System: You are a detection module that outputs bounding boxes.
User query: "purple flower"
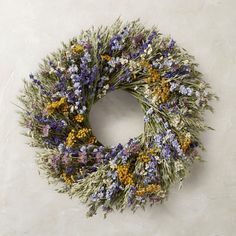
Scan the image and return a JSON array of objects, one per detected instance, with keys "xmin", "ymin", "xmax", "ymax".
[
  {"xmin": 144, "ymin": 116, "xmax": 149, "ymax": 123},
  {"xmin": 161, "ymin": 144, "xmax": 171, "ymax": 159},
  {"xmin": 82, "ymin": 51, "xmax": 91, "ymax": 63},
  {"xmin": 133, "ymin": 34, "xmax": 144, "ymax": 45},
  {"xmin": 164, "ymin": 71, "xmax": 174, "ymax": 78},
  {"xmin": 51, "ymin": 155, "xmax": 60, "ymax": 171},
  {"xmin": 89, "ymin": 65, "xmax": 98, "ymax": 84},
  {"xmin": 147, "ymin": 31, "xmax": 158, "ymax": 44},
  {"xmin": 42, "ymin": 124, "xmax": 50, "ymax": 137},
  {"xmin": 62, "ymin": 154, "xmax": 70, "ymax": 165},
  {"xmin": 107, "ymin": 171, "xmax": 117, "ymax": 180},
  {"xmin": 91, "ymin": 186, "xmax": 105, "ymax": 202},
  {"xmin": 169, "ymin": 39, "xmax": 176, "ymax": 50},
  {"xmin": 95, "ymin": 152, "xmax": 103, "ymax": 163},
  {"xmin": 77, "ymin": 152, "xmax": 87, "ymax": 164},
  {"xmin": 29, "ymin": 73, "xmax": 50, "ymax": 96},
  {"xmin": 146, "ymin": 107, "xmax": 154, "ymax": 115},
  {"xmin": 171, "ymin": 139, "xmax": 183, "ymax": 156},
  {"xmin": 82, "ymin": 42, "xmax": 92, "ymax": 50},
  {"xmin": 66, "ymin": 166, "xmax": 74, "ymax": 174},
  {"xmin": 127, "ymin": 186, "xmax": 136, "ymax": 207},
  {"xmin": 105, "ymin": 182, "xmax": 120, "ymax": 200},
  {"xmin": 68, "ymin": 64, "xmax": 78, "ymax": 74},
  {"xmin": 131, "ymin": 31, "xmax": 157, "ymax": 59},
  {"xmin": 179, "ymin": 85, "xmax": 193, "ymax": 96},
  {"xmin": 154, "ymin": 134, "xmax": 163, "ymax": 148},
  {"xmin": 110, "ymin": 35, "xmax": 122, "ymax": 51},
  {"xmin": 170, "ymin": 82, "xmax": 178, "ymax": 92},
  {"xmin": 109, "ymin": 26, "xmax": 129, "ymax": 51},
  {"xmin": 58, "ymin": 143, "xmax": 65, "ymax": 153}
]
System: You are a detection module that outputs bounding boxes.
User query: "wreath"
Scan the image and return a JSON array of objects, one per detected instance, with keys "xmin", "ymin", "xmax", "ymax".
[{"xmin": 18, "ymin": 19, "xmax": 217, "ymax": 217}]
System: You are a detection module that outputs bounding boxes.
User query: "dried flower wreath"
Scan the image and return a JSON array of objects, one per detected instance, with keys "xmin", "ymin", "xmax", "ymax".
[{"xmin": 18, "ymin": 19, "xmax": 217, "ymax": 217}]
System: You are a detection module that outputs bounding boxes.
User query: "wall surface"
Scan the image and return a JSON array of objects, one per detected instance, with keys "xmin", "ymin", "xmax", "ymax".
[{"xmin": 0, "ymin": 0, "xmax": 236, "ymax": 235}]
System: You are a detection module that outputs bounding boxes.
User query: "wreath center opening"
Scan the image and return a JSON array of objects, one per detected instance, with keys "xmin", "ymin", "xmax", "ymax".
[{"xmin": 89, "ymin": 90, "xmax": 144, "ymax": 146}]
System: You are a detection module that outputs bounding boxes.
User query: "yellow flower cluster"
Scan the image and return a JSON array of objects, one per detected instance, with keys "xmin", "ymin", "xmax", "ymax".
[
  {"xmin": 66, "ymin": 129, "xmax": 77, "ymax": 147},
  {"xmin": 180, "ymin": 133, "xmax": 191, "ymax": 153},
  {"xmin": 101, "ymin": 54, "xmax": 112, "ymax": 61},
  {"xmin": 138, "ymin": 148, "xmax": 160, "ymax": 163},
  {"xmin": 147, "ymin": 148, "xmax": 160, "ymax": 155},
  {"xmin": 140, "ymin": 60, "xmax": 160, "ymax": 84},
  {"xmin": 136, "ymin": 184, "xmax": 161, "ymax": 196},
  {"xmin": 153, "ymin": 79, "xmax": 170, "ymax": 103},
  {"xmin": 117, "ymin": 164, "xmax": 134, "ymax": 186},
  {"xmin": 76, "ymin": 128, "xmax": 91, "ymax": 139},
  {"xmin": 138, "ymin": 152, "xmax": 150, "ymax": 163},
  {"xmin": 46, "ymin": 97, "xmax": 68, "ymax": 115},
  {"xmin": 74, "ymin": 114, "xmax": 84, "ymax": 123},
  {"xmin": 88, "ymin": 136, "xmax": 97, "ymax": 144},
  {"xmin": 66, "ymin": 128, "xmax": 91, "ymax": 147},
  {"xmin": 61, "ymin": 172, "xmax": 75, "ymax": 185},
  {"xmin": 71, "ymin": 44, "xmax": 84, "ymax": 54}
]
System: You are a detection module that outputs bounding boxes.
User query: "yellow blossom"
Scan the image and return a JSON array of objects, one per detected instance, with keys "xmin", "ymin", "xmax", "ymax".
[
  {"xmin": 88, "ymin": 136, "xmax": 97, "ymax": 144},
  {"xmin": 71, "ymin": 44, "xmax": 84, "ymax": 54},
  {"xmin": 66, "ymin": 129, "xmax": 77, "ymax": 147},
  {"xmin": 147, "ymin": 148, "xmax": 160, "ymax": 155},
  {"xmin": 138, "ymin": 148, "xmax": 160, "ymax": 162},
  {"xmin": 117, "ymin": 164, "xmax": 134, "ymax": 186},
  {"xmin": 180, "ymin": 133, "xmax": 191, "ymax": 153},
  {"xmin": 61, "ymin": 172, "xmax": 75, "ymax": 185},
  {"xmin": 140, "ymin": 60, "xmax": 151, "ymax": 69},
  {"xmin": 136, "ymin": 184, "xmax": 161, "ymax": 196},
  {"xmin": 101, "ymin": 54, "xmax": 112, "ymax": 61},
  {"xmin": 74, "ymin": 114, "xmax": 84, "ymax": 123},
  {"xmin": 138, "ymin": 152, "xmax": 150, "ymax": 163},
  {"xmin": 140, "ymin": 60, "xmax": 160, "ymax": 84},
  {"xmin": 66, "ymin": 128, "xmax": 91, "ymax": 147},
  {"xmin": 153, "ymin": 78, "xmax": 170, "ymax": 103},
  {"xmin": 145, "ymin": 69, "xmax": 160, "ymax": 84},
  {"xmin": 46, "ymin": 97, "xmax": 68, "ymax": 115},
  {"xmin": 76, "ymin": 128, "xmax": 91, "ymax": 139}
]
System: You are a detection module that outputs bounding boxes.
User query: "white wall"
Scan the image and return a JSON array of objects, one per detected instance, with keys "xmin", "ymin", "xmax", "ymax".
[{"xmin": 0, "ymin": 0, "xmax": 236, "ymax": 235}]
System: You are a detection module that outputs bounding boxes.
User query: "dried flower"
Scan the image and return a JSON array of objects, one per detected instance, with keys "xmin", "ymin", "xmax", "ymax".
[{"xmin": 71, "ymin": 44, "xmax": 84, "ymax": 54}]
